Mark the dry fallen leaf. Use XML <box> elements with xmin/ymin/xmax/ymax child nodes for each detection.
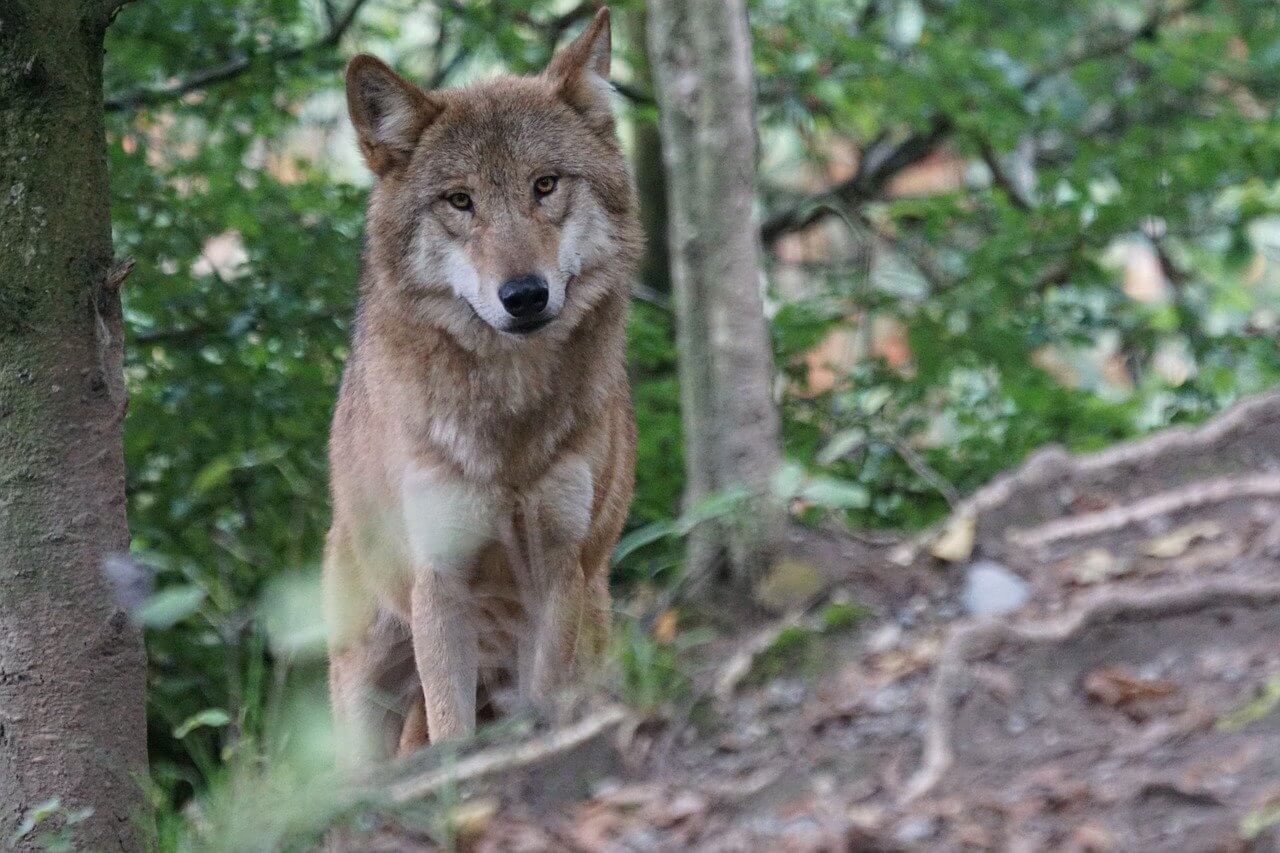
<box><xmin>1066</xmin><ymin>822</ymin><xmax>1115</xmax><ymax>852</ymax></box>
<box><xmin>1142</xmin><ymin>521</ymin><xmax>1223</xmax><ymax>559</ymax></box>
<box><xmin>930</xmin><ymin>514</ymin><xmax>976</xmax><ymax>563</ymax></box>
<box><xmin>1084</xmin><ymin>666</ymin><xmax>1178</xmax><ymax>720</ymax></box>
<box><xmin>448</xmin><ymin>796</ymin><xmax>499</xmax><ymax>840</ymax></box>
<box><xmin>868</xmin><ymin>636</ymin><xmax>941</xmax><ymax>683</ymax></box>
<box><xmin>642</xmin><ymin>790</ymin><xmax>708</xmax><ymax>833</ymax></box>
<box><xmin>1063</xmin><ymin>548</ymin><xmax>1134</xmax><ymax>585</ymax></box>
<box><xmin>652</xmin><ymin>609</ymin><xmax>678</xmax><ymax>644</ymax></box>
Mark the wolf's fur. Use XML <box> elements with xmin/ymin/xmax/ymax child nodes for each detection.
<box><xmin>324</xmin><ymin>8</ymin><xmax>641</xmax><ymax>759</ymax></box>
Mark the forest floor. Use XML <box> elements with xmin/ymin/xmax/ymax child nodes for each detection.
<box><xmin>356</xmin><ymin>393</ymin><xmax>1280</xmax><ymax>852</ymax></box>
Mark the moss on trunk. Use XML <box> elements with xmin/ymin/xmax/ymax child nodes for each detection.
<box><xmin>0</xmin><ymin>1</ymin><xmax>148</xmax><ymax>849</ymax></box>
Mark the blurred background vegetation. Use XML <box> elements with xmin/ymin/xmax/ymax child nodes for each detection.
<box><xmin>102</xmin><ymin>0</ymin><xmax>1280</xmax><ymax>827</ymax></box>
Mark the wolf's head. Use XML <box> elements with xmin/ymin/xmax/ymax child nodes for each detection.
<box><xmin>347</xmin><ymin>8</ymin><xmax>639</xmax><ymax>344</ymax></box>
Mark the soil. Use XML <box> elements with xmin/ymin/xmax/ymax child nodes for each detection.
<box><xmin>361</xmin><ymin>393</ymin><xmax>1280</xmax><ymax>852</ymax></box>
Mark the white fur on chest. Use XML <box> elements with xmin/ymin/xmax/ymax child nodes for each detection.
<box><xmin>398</xmin><ymin>454</ymin><xmax>595</xmax><ymax>579</ymax></box>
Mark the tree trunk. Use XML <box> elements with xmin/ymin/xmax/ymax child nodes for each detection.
<box><xmin>624</xmin><ymin>7</ymin><xmax>671</xmax><ymax>296</ymax></box>
<box><xmin>646</xmin><ymin>0</ymin><xmax>786</xmax><ymax>590</ymax></box>
<box><xmin>0</xmin><ymin>1</ymin><xmax>148</xmax><ymax>849</ymax></box>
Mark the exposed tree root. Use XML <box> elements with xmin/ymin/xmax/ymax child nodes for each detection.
<box><xmin>1005</xmin><ymin>473</ymin><xmax>1280</xmax><ymax>552</ymax></box>
<box><xmin>900</xmin><ymin>578</ymin><xmax>1280</xmax><ymax>805</ymax></box>
<box><xmin>897</xmin><ymin>390</ymin><xmax>1280</xmax><ymax>564</ymax></box>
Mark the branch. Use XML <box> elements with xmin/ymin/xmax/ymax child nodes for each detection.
<box><xmin>761</xmin><ymin>0</ymin><xmax>1210</xmax><ymax>245</ymax></box>
<box><xmin>977</xmin><ymin>138</ymin><xmax>1033</xmax><ymax>213</ymax></box>
<box><xmin>384</xmin><ymin>705</ymin><xmax>629</xmax><ymax>804</ymax></box>
<box><xmin>104</xmin><ymin>0</ymin><xmax>372</xmax><ymax>113</ymax></box>
<box><xmin>131</xmin><ymin>307</ymin><xmax>342</xmax><ymax>347</ymax></box>
<box><xmin>760</xmin><ymin>117</ymin><xmax>952</xmax><ymax>244</ymax></box>
<box><xmin>512</xmin><ymin>0</ymin><xmax>598</xmax><ymax>50</ymax></box>
<box><xmin>1022</xmin><ymin>0</ymin><xmax>1211</xmax><ymax>91</ymax></box>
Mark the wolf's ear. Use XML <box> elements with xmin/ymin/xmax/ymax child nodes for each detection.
<box><xmin>544</xmin><ymin>7</ymin><xmax>614</xmax><ymax>135</ymax></box>
<box><xmin>346</xmin><ymin>55</ymin><xmax>442</xmax><ymax>177</ymax></box>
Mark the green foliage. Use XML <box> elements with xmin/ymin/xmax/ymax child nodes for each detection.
<box><xmin>104</xmin><ymin>0</ymin><xmax>1280</xmax><ymax>821</ymax></box>
<box><xmin>1218</xmin><ymin>678</ymin><xmax>1280</xmax><ymax>732</ymax></box>
<box><xmin>758</xmin><ymin>0</ymin><xmax>1280</xmax><ymax>530</ymax></box>
<box><xmin>9</xmin><ymin>798</ymin><xmax>95</xmax><ymax>852</ymax></box>
<box><xmin>749</xmin><ymin>598</ymin><xmax>871</xmax><ymax>685</ymax></box>
<box><xmin>608</xmin><ymin>619</ymin><xmax>707</xmax><ymax>711</ymax></box>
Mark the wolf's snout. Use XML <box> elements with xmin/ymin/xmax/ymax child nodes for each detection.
<box><xmin>498</xmin><ymin>274</ymin><xmax>550</xmax><ymax>319</ymax></box>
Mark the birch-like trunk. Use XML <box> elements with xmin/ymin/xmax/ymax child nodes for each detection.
<box><xmin>646</xmin><ymin>0</ymin><xmax>786</xmax><ymax>590</ymax></box>
<box><xmin>0</xmin><ymin>2</ymin><xmax>148</xmax><ymax>848</ymax></box>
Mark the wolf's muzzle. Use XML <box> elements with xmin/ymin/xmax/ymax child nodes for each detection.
<box><xmin>498</xmin><ymin>274</ymin><xmax>549</xmax><ymax>319</ymax></box>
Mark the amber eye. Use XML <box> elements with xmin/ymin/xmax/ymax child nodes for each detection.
<box><xmin>446</xmin><ymin>192</ymin><xmax>473</xmax><ymax>211</ymax></box>
<box><xmin>533</xmin><ymin>175</ymin><xmax>559</xmax><ymax>198</ymax></box>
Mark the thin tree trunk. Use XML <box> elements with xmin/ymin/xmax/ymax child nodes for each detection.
<box><xmin>646</xmin><ymin>0</ymin><xmax>786</xmax><ymax>590</ymax></box>
<box><xmin>625</xmin><ymin>7</ymin><xmax>671</xmax><ymax>296</ymax></box>
<box><xmin>0</xmin><ymin>2</ymin><xmax>148</xmax><ymax>849</ymax></box>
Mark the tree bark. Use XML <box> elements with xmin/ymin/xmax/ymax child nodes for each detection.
<box><xmin>0</xmin><ymin>2</ymin><xmax>148</xmax><ymax>849</ymax></box>
<box><xmin>646</xmin><ymin>0</ymin><xmax>786</xmax><ymax>590</ymax></box>
<box><xmin>625</xmin><ymin>7</ymin><xmax>671</xmax><ymax>296</ymax></box>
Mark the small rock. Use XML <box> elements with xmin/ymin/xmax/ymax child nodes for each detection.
<box><xmin>894</xmin><ymin>815</ymin><xmax>938</xmax><ymax>845</ymax></box>
<box><xmin>764</xmin><ymin>679</ymin><xmax>806</xmax><ymax>711</ymax></box>
<box><xmin>962</xmin><ymin>560</ymin><xmax>1031</xmax><ymax>616</ymax></box>
<box><xmin>865</xmin><ymin>622</ymin><xmax>903</xmax><ymax>654</ymax></box>
<box><xmin>896</xmin><ymin>594</ymin><xmax>930</xmax><ymax>628</ymax></box>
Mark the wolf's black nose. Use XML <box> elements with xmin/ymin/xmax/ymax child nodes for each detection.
<box><xmin>498</xmin><ymin>274</ymin><xmax>549</xmax><ymax>318</ymax></box>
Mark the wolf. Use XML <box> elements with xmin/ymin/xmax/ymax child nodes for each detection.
<box><xmin>323</xmin><ymin>7</ymin><xmax>640</xmax><ymax>760</ymax></box>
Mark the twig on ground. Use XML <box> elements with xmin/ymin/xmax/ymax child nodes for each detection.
<box><xmin>714</xmin><ymin>611</ymin><xmax>809</xmax><ymax>701</ymax></box>
<box><xmin>384</xmin><ymin>705</ymin><xmax>630</xmax><ymax>805</ymax></box>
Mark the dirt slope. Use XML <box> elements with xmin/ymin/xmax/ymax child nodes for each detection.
<box><xmin>367</xmin><ymin>393</ymin><xmax>1280</xmax><ymax>852</ymax></box>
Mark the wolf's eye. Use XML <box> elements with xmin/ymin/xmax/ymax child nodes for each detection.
<box><xmin>533</xmin><ymin>175</ymin><xmax>559</xmax><ymax>198</ymax></box>
<box><xmin>446</xmin><ymin>192</ymin><xmax>473</xmax><ymax>211</ymax></box>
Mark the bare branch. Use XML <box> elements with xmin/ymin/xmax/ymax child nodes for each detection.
<box><xmin>761</xmin><ymin>0</ymin><xmax>1212</xmax><ymax>245</ymax></box>
<box><xmin>1022</xmin><ymin>0</ymin><xmax>1211</xmax><ymax>91</ymax></box>
<box><xmin>977</xmin><ymin>138</ymin><xmax>1033</xmax><ymax>213</ymax></box>
<box><xmin>760</xmin><ymin>117</ymin><xmax>952</xmax><ymax>244</ymax></box>
<box><xmin>105</xmin><ymin>0</ymin><xmax>372</xmax><ymax>113</ymax></box>
<box><xmin>384</xmin><ymin>706</ymin><xmax>630</xmax><ymax>804</ymax></box>
<box><xmin>131</xmin><ymin>307</ymin><xmax>341</xmax><ymax>347</ymax></box>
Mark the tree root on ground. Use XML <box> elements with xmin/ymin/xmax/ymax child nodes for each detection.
<box><xmin>896</xmin><ymin>391</ymin><xmax>1280</xmax><ymax>565</ymax></box>
<box><xmin>900</xmin><ymin>578</ymin><xmax>1280</xmax><ymax>805</ymax></box>
<box><xmin>1004</xmin><ymin>473</ymin><xmax>1280</xmax><ymax>553</ymax></box>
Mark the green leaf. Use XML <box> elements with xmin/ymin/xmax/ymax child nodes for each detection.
<box><xmin>190</xmin><ymin>457</ymin><xmax>235</xmax><ymax>494</ymax></box>
<box><xmin>173</xmin><ymin>708</ymin><xmax>231</xmax><ymax>739</ymax></box>
<box><xmin>135</xmin><ymin>585</ymin><xmax>207</xmax><ymax>629</ymax></box>
<box><xmin>676</xmin><ymin>487</ymin><xmax>754</xmax><ymax>534</ymax></box>
<box><xmin>612</xmin><ymin>520</ymin><xmax>676</xmax><ymax>565</ymax></box>
<box><xmin>799</xmin><ymin>476</ymin><xmax>871</xmax><ymax>509</ymax></box>
<box><xmin>10</xmin><ymin>798</ymin><xmax>61</xmax><ymax>843</ymax></box>
<box><xmin>817</xmin><ymin>428</ymin><xmax>867</xmax><ymax>465</ymax></box>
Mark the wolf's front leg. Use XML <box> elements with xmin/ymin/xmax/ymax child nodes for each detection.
<box><xmin>515</xmin><ymin>455</ymin><xmax>595</xmax><ymax>704</ymax></box>
<box><xmin>401</xmin><ymin>469</ymin><xmax>497</xmax><ymax>742</ymax></box>
<box><xmin>410</xmin><ymin>569</ymin><xmax>477</xmax><ymax>741</ymax></box>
